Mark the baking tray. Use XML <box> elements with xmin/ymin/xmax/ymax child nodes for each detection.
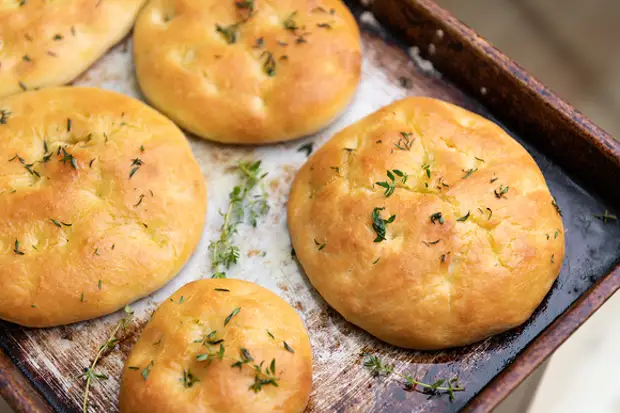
<box><xmin>1</xmin><ymin>1</ymin><xmax>619</xmax><ymax>412</ymax></box>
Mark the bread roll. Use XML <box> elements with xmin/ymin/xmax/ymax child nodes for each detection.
<box><xmin>288</xmin><ymin>97</ymin><xmax>565</xmax><ymax>349</ymax></box>
<box><xmin>0</xmin><ymin>87</ymin><xmax>206</xmax><ymax>327</ymax></box>
<box><xmin>133</xmin><ymin>0</ymin><xmax>361</xmax><ymax>144</ymax></box>
<box><xmin>120</xmin><ymin>279</ymin><xmax>312</xmax><ymax>413</ymax></box>
<box><xmin>0</xmin><ymin>0</ymin><xmax>146</xmax><ymax>97</ymax></box>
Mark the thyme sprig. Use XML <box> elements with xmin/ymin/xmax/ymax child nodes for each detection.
<box><xmin>494</xmin><ymin>185</ymin><xmax>509</xmax><ymax>199</ymax></box>
<box><xmin>235</xmin><ymin>0</ymin><xmax>255</xmax><ymax>15</ymax></box>
<box><xmin>395</xmin><ymin>132</ymin><xmax>414</xmax><ymax>151</ymax></box>
<box><xmin>372</xmin><ymin>207</ymin><xmax>396</xmax><ymax>243</ymax></box>
<box><xmin>0</xmin><ymin>109</ymin><xmax>10</xmax><ymax>124</ymax></box>
<box><xmin>594</xmin><ymin>210</ymin><xmax>617</xmax><ymax>224</ymax></box>
<box><xmin>216</xmin><ymin>23</ymin><xmax>239</xmax><ymax>44</ymax></box>
<box><xmin>80</xmin><ymin>306</ymin><xmax>134</xmax><ymax>413</ymax></box>
<box><xmin>209</xmin><ymin>161</ymin><xmax>269</xmax><ymax>277</ymax></box>
<box><xmin>363</xmin><ymin>353</ymin><xmax>464</xmax><ymax>401</ymax></box>
<box><xmin>376</xmin><ymin>169</ymin><xmax>408</xmax><ymax>197</ymax></box>
<box><xmin>261</xmin><ymin>51</ymin><xmax>276</xmax><ymax>76</ymax></box>
<box><xmin>129</xmin><ymin>157</ymin><xmax>143</xmax><ymax>179</ymax></box>
<box><xmin>283</xmin><ymin>11</ymin><xmax>298</xmax><ymax>31</ymax></box>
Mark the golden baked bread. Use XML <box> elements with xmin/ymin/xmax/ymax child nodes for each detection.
<box><xmin>119</xmin><ymin>279</ymin><xmax>313</xmax><ymax>413</ymax></box>
<box><xmin>0</xmin><ymin>0</ymin><xmax>146</xmax><ymax>97</ymax></box>
<box><xmin>133</xmin><ymin>0</ymin><xmax>361</xmax><ymax>144</ymax></box>
<box><xmin>288</xmin><ymin>97</ymin><xmax>565</xmax><ymax>350</ymax></box>
<box><xmin>0</xmin><ymin>87</ymin><xmax>206</xmax><ymax>327</ymax></box>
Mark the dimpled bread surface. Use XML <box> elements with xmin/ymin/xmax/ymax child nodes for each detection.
<box><xmin>0</xmin><ymin>87</ymin><xmax>206</xmax><ymax>327</ymax></box>
<box><xmin>120</xmin><ymin>279</ymin><xmax>313</xmax><ymax>413</ymax></box>
<box><xmin>288</xmin><ymin>97</ymin><xmax>565</xmax><ymax>350</ymax></box>
<box><xmin>0</xmin><ymin>0</ymin><xmax>146</xmax><ymax>97</ymax></box>
<box><xmin>133</xmin><ymin>0</ymin><xmax>361</xmax><ymax>144</ymax></box>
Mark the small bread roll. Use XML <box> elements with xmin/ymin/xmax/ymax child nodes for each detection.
<box><xmin>133</xmin><ymin>0</ymin><xmax>361</xmax><ymax>144</ymax></box>
<box><xmin>0</xmin><ymin>0</ymin><xmax>146</xmax><ymax>97</ymax></box>
<box><xmin>0</xmin><ymin>87</ymin><xmax>206</xmax><ymax>327</ymax></box>
<box><xmin>288</xmin><ymin>97</ymin><xmax>565</xmax><ymax>350</ymax></box>
<box><xmin>120</xmin><ymin>279</ymin><xmax>313</xmax><ymax>413</ymax></box>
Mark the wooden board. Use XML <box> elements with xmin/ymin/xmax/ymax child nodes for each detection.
<box><xmin>1</xmin><ymin>1</ymin><xmax>619</xmax><ymax>412</ymax></box>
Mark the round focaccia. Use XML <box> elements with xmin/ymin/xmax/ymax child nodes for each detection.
<box><xmin>288</xmin><ymin>97</ymin><xmax>565</xmax><ymax>350</ymax></box>
<box><xmin>120</xmin><ymin>279</ymin><xmax>313</xmax><ymax>413</ymax></box>
<box><xmin>0</xmin><ymin>0</ymin><xmax>146</xmax><ymax>97</ymax></box>
<box><xmin>0</xmin><ymin>87</ymin><xmax>206</xmax><ymax>327</ymax></box>
<box><xmin>133</xmin><ymin>0</ymin><xmax>361</xmax><ymax>144</ymax></box>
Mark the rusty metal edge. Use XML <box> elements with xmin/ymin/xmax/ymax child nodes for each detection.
<box><xmin>461</xmin><ymin>263</ymin><xmax>620</xmax><ymax>412</ymax></box>
<box><xmin>368</xmin><ymin>0</ymin><xmax>620</xmax><ymax>411</ymax></box>
<box><xmin>0</xmin><ymin>349</ymin><xmax>52</xmax><ymax>413</ymax></box>
<box><xmin>373</xmin><ymin>0</ymin><xmax>620</xmax><ymax>206</ymax></box>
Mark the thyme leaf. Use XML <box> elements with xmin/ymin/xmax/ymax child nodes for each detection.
<box><xmin>372</xmin><ymin>207</ymin><xmax>396</xmax><ymax>243</ymax></box>
<box><xmin>224</xmin><ymin>307</ymin><xmax>241</xmax><ymax>326</ymax></box>
<box><xmin>216</xmin><ymin>23</ymin><xmax>238</xmax><ymax>44</ymax></box>
<box><xmin>430</xmin><ymin>212</ymin><xmax>444</xmax><ymax>225</ymax></box>
<box><xmin>494</xmin><ymin>185</ymin><xmax>509</xmax><ymax>199</ymax></box>
<box><xmin>208</xmin><ymin>160</ymin><xmax>269</xmax><ymax>276</ymax></box>
<box><xmin>81</xmin><ymin>306</ymin><xmax>134</xmax><ymax>412</ymax></box>
<box><xmin>363</xmin><ymin>353</ymin><xmax>464</xmax><ymax>401</ymax></box>
<box><xmin>297</xmin><ymin>142</ymin><xmax>313</xmax><ymax>157</ymax></box>
<box><xmin>594</xmin><ymin>210</ymin><xmax>617</xmax><ymax>224</ymax></box>
<box><xmin>395</xmin><ymin>132</ymin><xmax>414</xmax><ymax>151</ymax></box>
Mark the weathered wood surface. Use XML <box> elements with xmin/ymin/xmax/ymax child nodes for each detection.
<box><xmin>1</xmin><ymin>2</ymin><xmax>620</xmax><ymax>413</ymax></box>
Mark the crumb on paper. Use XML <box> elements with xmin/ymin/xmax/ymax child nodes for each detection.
<box><xmin>408</xmin><ymin>46</ymin><xmax>441</xmax><ymax>78</ymax></box>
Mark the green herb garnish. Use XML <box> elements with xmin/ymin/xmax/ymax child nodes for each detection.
<box><xmin>376</xmin><ymin>169</ymin><xmax>408</xmax><ymax>197</ymax></box>
<box><xmin>313</xmin><ymin>239</ymin><xmax>326</xmax><ymax>250</ymax></box>
<box><xmin>395</xmin><ymin>132</ymin><xmax>413</xmax><ymax>151</ymax></box>
<box><xmin>283</xmin><ymin>341</ymin><xmax>294</xmax><ymax>353</ymax></box>
<box><xmin>261</xmin><ymin>51</ymin><xmax>276</xmax><ymax>76</ymax></box>
<box><xmin>552</xmin><ymin>198</ymin><xmax>562</xmax><ymax>216</ymax></box>
<box><xmin>456</xmin><ymin>211</ymin><xmax>470</xmax><ymax>222</ymax></box>
<box><xmin>216</xmin><ymin>23</ymin><xmax>238</xmax><ymax>44</ymax></box>
<box><xmin>430</xmin><ymin>212</ymin><xmax>444</xmax><ymax>225</ymax></box>
<box><xmin>224</xmin><ymin>307</ymin><xmax>241</xmax><ymax>326</ymax></box>
<box><xmin>372</xmin><ymin>207</ymin><xmax>396</xmax><ymax>243</ymax></box>
<box><xmin>0</xmin><ymin>110</ymin><xmax>10</xmax><ymax>124</ymax></box>
<box><xmin>422</xmin><ymin>163</ymin><xmax>431</xmax><ymax>178</ymax></box>
<box><xmin>297</xmin><ymin>142</ymin><xmax>313</xmax><ymax>157</ymax></box>
<box><xmin>13</xmin><ymin>240</ymin><xmax>24</xmax><ymax>255</ymax></box>
<box><xmin>249</xmin><ymin>359</ymin><xmax>279</xmax><ymax>392</ymax></box>
<box><xmin>283</xmin><ymin>11</ymin><xmax>298</xmax><ymax>31</ymax></box>
<box><xmin>594</xmin><ymin>210</ymin><xmax>617</xmax><ymax>224</ymax></box>
<box><xmin>494</xmin><ymin>185</ymin><xmax>509</xmax><ymax>199</ymax></box>
<box><xmin>462</xmin><ymin>168</ymin><xmax>477</xmax><ymax>179</ymax></box>
<box><xmin>209</xmin><ymin>160</ymin><xmax>269</xmax><ymax>276</ymax></box>
<box><xmin>129</xmin><ymin>158</ymin><xmax>143</xmax><ymax>179</ymax></box>
<box><xmin>180</xmin><ymin>369</ymin><xmax>200</xmax><ymax>388</ymax></box>
<box><xmin>134</xmin><ymin>194</ymin><xmax>144</xmax><ymax>207</ymax></box>
<box><xmin>235</xmin><ymin>0</ymin><xmax>255</xmax><ymax>15</ymax></box>
<box><xmin>142</xmin><ymin>360</ymin><xmax>154</xmax><ymax>381</ymax></box>
<box><xmin>363</xmin><ymin>353</ymin><xmax>464</xmax><ymax>401</ymax></box>
<box><xmin>60</xmin><ymin>147</ymin><xmax>77</xmax><ymax>169</ymax></box>
<box><xmin>81</xmin><ymin>306</ymin><xmax>134</xmax><ymax>412</ymax></box>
